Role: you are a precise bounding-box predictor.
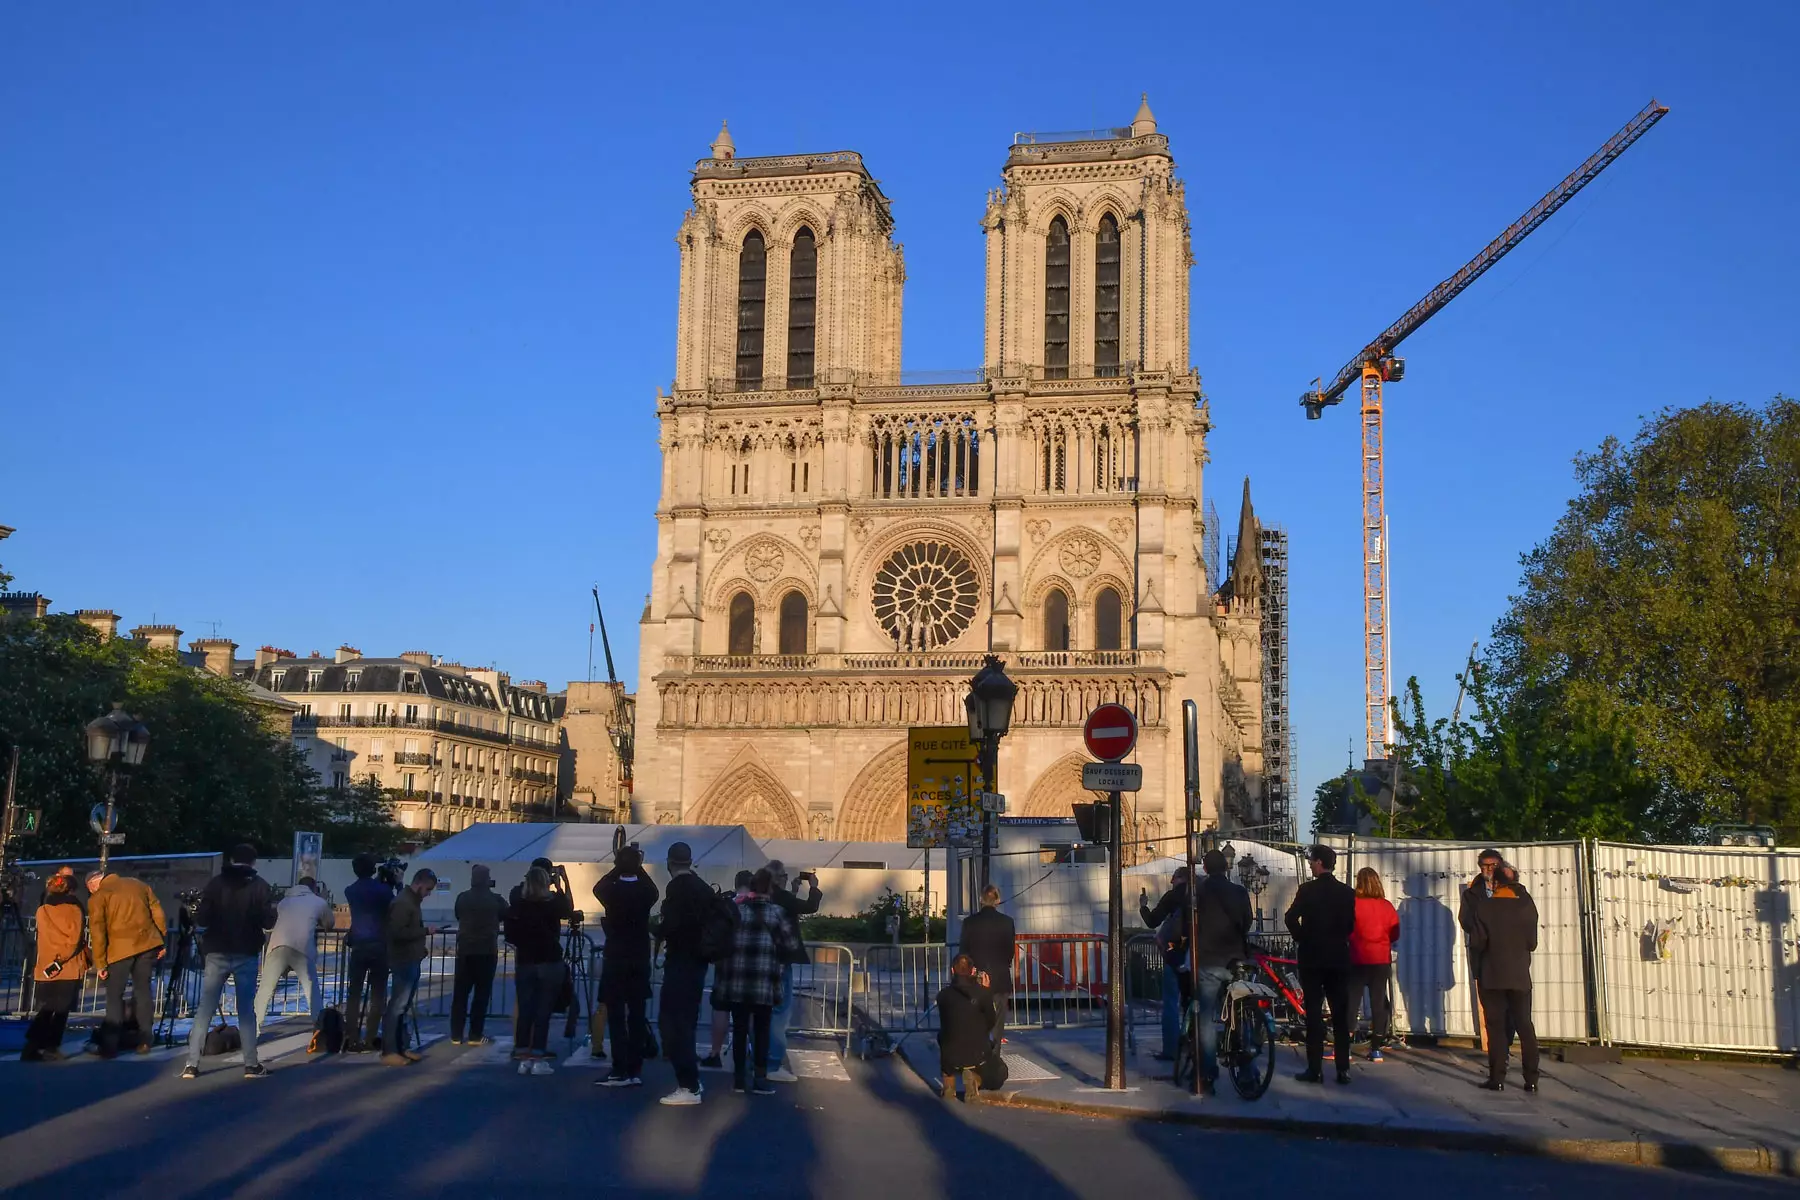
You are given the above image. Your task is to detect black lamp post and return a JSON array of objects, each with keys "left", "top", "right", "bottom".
[
  {"left": 85, "top": 703, "right": 149, "bottom": 871},
  {"left": 964, "top": 654, "right": 1017, "bottom": 889},
  {"left": 1237, "top": 852, "right": 1271, "bottom": 930}
]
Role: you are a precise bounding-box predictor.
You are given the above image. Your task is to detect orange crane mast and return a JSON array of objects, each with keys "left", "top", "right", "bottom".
[{"left": 1303, "top": 99, "right": 1669, "bottom": 761}]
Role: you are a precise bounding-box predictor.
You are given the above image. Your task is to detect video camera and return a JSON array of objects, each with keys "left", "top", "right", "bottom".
[
  {"left": 375, "top": 858, "right": 408, "bottom": 889},
  {"left": 175, "top": 888, "right": 204, "bottom": 925}
]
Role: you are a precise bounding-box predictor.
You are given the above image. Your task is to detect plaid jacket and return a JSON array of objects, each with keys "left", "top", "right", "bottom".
[{"left": 714, "top": 897, "right": 800, "bottom": 1009}]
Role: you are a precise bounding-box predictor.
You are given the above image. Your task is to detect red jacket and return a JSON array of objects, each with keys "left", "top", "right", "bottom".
[{"left": 1350, "top": 896, "right": 1399, "bottom": 965}]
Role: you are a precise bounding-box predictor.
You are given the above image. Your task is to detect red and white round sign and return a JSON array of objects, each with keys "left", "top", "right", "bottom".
[{"left": 1083, "top": 703, "right": 1138, "bottom": 762}]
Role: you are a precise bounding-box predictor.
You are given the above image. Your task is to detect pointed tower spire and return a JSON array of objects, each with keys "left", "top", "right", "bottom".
[
  {"left": 710, "top": 120, "right": 735, "bottom": 161},
  {"left": 1131, "top": 93, "right": 1157, "bottom": 137},
  {"left": 1227, "top": 477, "right": 1263, "bottom": 604}
]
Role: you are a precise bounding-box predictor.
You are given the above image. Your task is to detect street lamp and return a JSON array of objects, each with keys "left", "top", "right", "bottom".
[
  {"left": 1237, "top": 852, "right": 1271, "bottom": 930},
  {"left": 964, "top": 654, "right": 1017, "bottom": 889},
  {"left": 84, "top": 703, "right": 149, "bottom": 871}
]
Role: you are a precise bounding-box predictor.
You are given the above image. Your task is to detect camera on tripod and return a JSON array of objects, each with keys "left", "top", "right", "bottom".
[
  {"left": 375, "top": 858, "right": 408, "bottom": 888},
  {"left": 175, "top": 888, "right": 203, "bottom": 922}
]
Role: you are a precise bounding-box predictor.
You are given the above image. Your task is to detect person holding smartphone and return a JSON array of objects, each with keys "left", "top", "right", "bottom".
[
  {"left": 21, "top": 870, "right": 89, "bottom": 1062},
  {"left": 764, "top": 861, "right": 821, "bottom": 1083}
]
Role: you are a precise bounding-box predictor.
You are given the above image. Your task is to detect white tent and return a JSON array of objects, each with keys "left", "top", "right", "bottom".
[{"left": 418, "top": 822, "right": 758, "bottom": 869}]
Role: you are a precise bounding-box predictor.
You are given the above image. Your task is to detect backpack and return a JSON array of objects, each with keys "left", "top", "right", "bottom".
[
  {"left": 203, "top": 1022, "right": 241, "bottom": 1056},
  {"left": 698, "top": 890, "right": 739, "bottom": 964},
  {"left": 977, "top": 1045, "right": 1010, "bottom": 1092},
  {"left": 310, "top": 1007, "right": 345, "bottom": 1055}
]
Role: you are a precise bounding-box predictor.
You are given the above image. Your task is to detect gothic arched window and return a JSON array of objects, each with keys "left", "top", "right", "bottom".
[
  {"left": 1044, "top": 588, "right": 1071, "bottom": 652},
  {"left": 1095, "top": 586, "right": 1124, "bottom": 651},
  {"left": 736, "top": 230, "right": 766, "bottom": 390},
  {"left": 728, "top": 591, "right": 756, "bottom": 656},
  {"left": 1095, "top": 214, "right": 1121, "bottom": 376},
  {"left": 778, "top": 591, "right": 808, "bottom": 655},
  {"left": 1044, "top": 216, "right": 1070, "bottom": 380},
  {"left": 787, "top": 227, "right": 817, "bottom": 389}
]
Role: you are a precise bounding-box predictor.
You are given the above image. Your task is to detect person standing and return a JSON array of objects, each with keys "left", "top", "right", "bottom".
[
  {"left": 1285, "top": 844, "right": 1357, "bottom": 1085},
  {"left": 701, "top": 869, "right": 755, "bottom": 1070},
  {"left": 21, "top": 872, "right": 89, "bottom": 1062},
  {"left": 593, "top": 844, "right": 659, "bottom": 1088},
  {"left": 379, "top": 868, "right": 437, "bottom": 1067},
  {"left": 1139, "top": 867, "right": 1191, "bottom": 1061},
  {"left": 1190, "top": 850, "right": 1254, "bottom": 1093},
  {"left": 713, "top": 868, "right": 800, "bottom": 1096},
  {"left": 959, "top": 885, "right": 1016, "bottom": 1040},
  {"left": 343, "top": 854, "right": 397, "bottom": 1052},
  {"left": 1350, "top": 867, "right": 1401, "bottom": 1062},
  {"left": 1472, "top": 867, "right": 1541, "bottom": 1092},
  {"left": 655, "top": 841, "right": 713, "bottom": 1105},
  {"left": 935, "top": 954, "right": 1000, "bottom": 1102},
  {"left": 451, "top": 864, "right": 507, "bottom": 1045},
  {"left": 252, "top": 877, "right": 333, "bottom": 1034},
  {"left": 764, "top": 861, "right": 821, "bottom": 1083},
  {"left": 181, "top": 844, "right": 277, "bottom": 1080},
  {"left": 85, "top": 867, "right": 167, "bottom": 1057},
  {"left": 506, "top": 867, "right": 568, "bottom": 1074},
  {"left": 1459, "top": 848, "right": 1504, "bottom": 1052}
]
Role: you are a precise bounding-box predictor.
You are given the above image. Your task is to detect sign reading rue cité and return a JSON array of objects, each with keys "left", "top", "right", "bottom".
[{"left": 905, "top": 726, "right": 987, "bottom": 849}]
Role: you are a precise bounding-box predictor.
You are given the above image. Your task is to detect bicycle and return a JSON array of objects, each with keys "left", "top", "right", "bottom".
[{"left": 1171, "top": 959, "right": 1280, "bottom": 1100}]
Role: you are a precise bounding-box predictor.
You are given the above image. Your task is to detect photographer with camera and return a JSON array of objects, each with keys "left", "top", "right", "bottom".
[
  {"left": 21, "top": 869, "right": 88, "bottom": 1062},
  {"left": 593, "top": 843, "right": 658, "bottom": 1088},
  {"left": 763, "top": 861, "right": 821, "bottom": 1084},
  {"left": 252, "top": 876, "right": 334, "bottom": 1037},
  {"left": 181, "top": 844, "right": 277, "bottom": 1080},
  {"left": 343, "top": 854, "right": 401, "bottom": 1052}
]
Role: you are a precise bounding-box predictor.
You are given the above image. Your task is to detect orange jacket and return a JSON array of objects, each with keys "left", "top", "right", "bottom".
[
  {"left": 34, "top": 896, "right": 90, "bottom": 981},
  {"left": 89, "top": 873, "right": 167, "bottom": 967}
]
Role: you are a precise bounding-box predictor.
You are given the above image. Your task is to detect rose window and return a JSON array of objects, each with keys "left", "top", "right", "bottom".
[{"left": 872, "top": 541, "right": 981, "bottom": 651}]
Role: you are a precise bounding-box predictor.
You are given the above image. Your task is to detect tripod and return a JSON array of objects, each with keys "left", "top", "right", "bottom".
[
  {"left": 1, "top": 888, "right": 31, "bottom": 1018},
  {"left": 156, "top": 905, "right": 203, "bottom": 1049},
  {"left": 561, "top": 917, "right": 599, "bottom": 1057}
]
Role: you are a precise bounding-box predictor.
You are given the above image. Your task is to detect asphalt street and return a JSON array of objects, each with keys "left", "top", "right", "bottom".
[{"left": 2, "top": 1034, "right": 1796, "bottom": 1198}]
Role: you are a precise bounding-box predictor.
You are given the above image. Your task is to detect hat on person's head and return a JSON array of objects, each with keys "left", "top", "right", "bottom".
[
  {"left": 667, "top": 841, "right": 693, "bottom": 868},
  {"left": 1202, "top": 849, "right": 1229, "bottom": 876},
  {"left": 1308, "top": 844, "right": 1338, "bottom": 872}
]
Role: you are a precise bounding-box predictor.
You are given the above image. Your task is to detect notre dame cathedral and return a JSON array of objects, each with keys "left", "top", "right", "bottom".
[{"left": 632, "top": 98, "right": 1265, "bottom": 849}]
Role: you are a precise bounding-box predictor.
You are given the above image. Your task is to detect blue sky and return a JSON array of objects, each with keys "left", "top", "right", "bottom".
[{"left": 3, "top": 2, "right": 1795, "bottom": 801}]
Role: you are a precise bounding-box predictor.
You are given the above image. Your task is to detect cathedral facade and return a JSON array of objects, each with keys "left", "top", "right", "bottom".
[{"left": 633, "top": 99, "right": 1264, "bottom": 849}]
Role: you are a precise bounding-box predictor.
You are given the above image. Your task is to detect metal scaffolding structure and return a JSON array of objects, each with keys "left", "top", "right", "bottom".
[
  {"left": 1202, "top": 500, "right": 1220, "bottom": 594},
  {"left": 1259, "top": 525, "right": 1293, "bottom": 840}
]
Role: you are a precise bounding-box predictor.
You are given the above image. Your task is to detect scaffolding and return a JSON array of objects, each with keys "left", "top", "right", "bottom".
[
  {"left": 1202, "top": 500, "right": 1220, "bottom": 594},
  {"left": 1259, "top": 526, "right": 1294, "bottom": 840}
]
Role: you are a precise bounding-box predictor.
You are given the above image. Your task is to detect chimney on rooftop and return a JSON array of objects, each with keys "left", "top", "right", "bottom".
[
  {"left": 192, "top": 637, "right": 238, "bottom": 678},
  {"left": 399, "top": 650, "right": 432, "bottom": 667},
  {"left": 335, "top": 645, "right": 362, "bottom": 665},
  {"left": 131, "top": 624, "right": 183, "bottom": 652},
  {"left": 76, "top": 609, "right": 120, "bottom": 641}
]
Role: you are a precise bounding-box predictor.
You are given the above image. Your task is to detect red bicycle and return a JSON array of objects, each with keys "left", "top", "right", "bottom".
[{"left": 1248, "top": 934, "right": 1307, "bottom": 1041}]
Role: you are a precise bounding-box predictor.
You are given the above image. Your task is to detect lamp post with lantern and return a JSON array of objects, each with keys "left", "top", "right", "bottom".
[
  {"left": 964, "top": 655, "right": 1017, "bottom": 890},
  {"left": 84, "top": 704, "right": 149, "bottom": 871},
  {"left": 1237, "top": 852, "right": 1271, "bottom": 931}
]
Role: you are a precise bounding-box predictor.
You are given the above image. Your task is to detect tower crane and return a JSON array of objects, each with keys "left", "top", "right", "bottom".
[{"left": 1302, "top": 99, "right": 1668, "bottom": 761}]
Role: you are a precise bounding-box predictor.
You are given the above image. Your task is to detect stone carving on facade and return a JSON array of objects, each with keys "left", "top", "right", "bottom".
[
  {"left": 852, "top": 516, "right": 875, "bottom": 542},
  {"left": 1059, "top": 534, "right": 1102, "bottom": 578},
  {"left": 1026, "top": 519, "right": 1051, "bottom": 546},
  {"left": 808, "top": 810, "right": 835, "bottom": 841},
  {"left": 799, "top": 525, "right": 821, "bottom": 550},
  {"left": 871, "top": 540, "right": 981, "bottom": 651},
  {"left": 968, "top": 511, "right": 991, "bottom": 538},
  {"left": 1108, "top": 516, "right": 1133, "bottom": 543},
  {"left": 706, "top": 529, "right": 732, "bottom": 552},
  {"left": 744, "top": 540, "right": 785, "bottom": 582}
]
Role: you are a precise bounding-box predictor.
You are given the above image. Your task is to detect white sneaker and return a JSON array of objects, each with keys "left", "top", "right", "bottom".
[
  {"left": 518, "top": 1060, "right": 532, "bottom": 1076},
  {"left": 530, "top": 1060, "right": 555, "bottom": 1076},
  {"left": 659, "top": 1087, "right": 703, "bottom": 1106},
  {"left": 766, "top": 1067, "right": 799, "bottom": 1083}
]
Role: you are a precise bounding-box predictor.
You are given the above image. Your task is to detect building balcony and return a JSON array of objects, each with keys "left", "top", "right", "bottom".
[
  {"left": 666, "top": 649, "right": 1162, "bottom": 675},
  {"left": 305, "top": 713, "right": 512, "bottom": 745},
  {"left": 394, "top": 752, "right": 433, "bottom": 766},
  {"left": 512, "top": 768, "right": 555, "bottom": 785}
]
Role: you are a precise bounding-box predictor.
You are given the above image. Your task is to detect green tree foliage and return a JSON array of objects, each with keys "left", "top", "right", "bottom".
[
  {"left": 1490, "top": 397, "right": 1799, "bottom": 840},
  {"left": 322, "top": 774, "right": 408, "bottom": 857},
  {"left": 0, "top": 613, "right": 328, "bottom": 859}
]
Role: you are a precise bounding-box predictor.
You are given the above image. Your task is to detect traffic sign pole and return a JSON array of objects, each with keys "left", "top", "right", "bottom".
[{"left": 1105, "top": 786, "right": 1126, "bottom": 1090}]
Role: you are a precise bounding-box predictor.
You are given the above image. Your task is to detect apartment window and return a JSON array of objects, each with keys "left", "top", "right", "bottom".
[
  {"left": 306, "top": 670, "right": 322, "bottom": 692},
  {"left": 1095, "top": 213, "right": 1122, "bottom": 376},
  {"left": 345, "top": 671, "right": 361, "bottom": 692},
  {"left": 404, "top": 739, "right": 419, "bottom": 755},
  {"left": 736, "top": 229, "right": 766, "bottom": 389},
  {"left": 787, "top": 226, "right": 817, "bottom": 388},
  {"left": 298, "top": 703, "right": 312, "bottom": 718},
  {"left": 1044, "top": 216, "right": 1071, "bottom": 379},
  {"left": 404, "top": 772, "right": 417, "bottom": 793},
  {"left": 374, "top": 702, "right": 389, "bottom": 721},
  {"left": 331, "top": 771, "right": 346, "bottom": 790},
  {"left": 404, "top": 704, "right": 419, "bottom": 723},
  {"left": 338, "top": 703, "right": 352, "bottom": 719},
  {"left": 371, "top": 738, "right": 385, "bottom": 759}
]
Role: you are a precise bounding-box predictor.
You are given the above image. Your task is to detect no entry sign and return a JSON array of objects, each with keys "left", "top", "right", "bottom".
[{"left": 1083, "top": 703, "right": 1138, "bottom": 762}]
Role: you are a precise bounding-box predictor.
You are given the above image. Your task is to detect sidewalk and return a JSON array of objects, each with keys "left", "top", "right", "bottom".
[{"left": 899, "top": 1024, "right": 1800, "bottom": 1176}]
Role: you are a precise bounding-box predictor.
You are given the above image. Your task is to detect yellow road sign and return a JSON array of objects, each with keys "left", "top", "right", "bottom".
[{"left": 906, "top": 727, "right": 987, "bottom": 849}]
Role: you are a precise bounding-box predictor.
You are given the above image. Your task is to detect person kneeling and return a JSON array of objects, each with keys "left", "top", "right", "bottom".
[{"left": 936, "top": 954, "right": 1005, "bottom": 1103}]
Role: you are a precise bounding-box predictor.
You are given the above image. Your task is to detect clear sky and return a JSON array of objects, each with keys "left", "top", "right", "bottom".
[{"left": 3, "top": 2, "right": 1795, "bottom": 802}]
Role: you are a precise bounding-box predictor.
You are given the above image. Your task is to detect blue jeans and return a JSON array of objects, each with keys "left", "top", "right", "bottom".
[
  {"left": 766, "top": 964, "right": 793, "bottom": 1072},
  {"left": 1193, "top": 965, "right": 1233, "bottom": 1084},
  {"left": 187, "top": 953, "right": 260, "bottom": 1069},
  {"left": 381, "top": 960, "right": 421, "bottom": 1055},
  {"left": 1159, "top": 959, "right": 1182, "bottom": 1056}
]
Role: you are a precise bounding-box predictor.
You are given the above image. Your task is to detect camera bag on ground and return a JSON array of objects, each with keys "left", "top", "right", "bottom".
[
  {"left": 203, "top": 1021, "right": 241, "bottom": 1056},
  {"left": 978, "top": 1045, "right": 1009, "bottom": 1091},
  {"left": 310, "top": 1007, "right": 345, "bottom": 1055},
  {"left": 698, "top": 889, "right": 738, "bottom": 963}
]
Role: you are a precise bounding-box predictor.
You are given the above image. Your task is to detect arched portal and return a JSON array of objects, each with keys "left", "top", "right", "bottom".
[{"left": 838, "top": 740, "right": 908, "bottom": 842}]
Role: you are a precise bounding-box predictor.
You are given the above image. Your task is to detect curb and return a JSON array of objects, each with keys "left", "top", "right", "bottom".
[{"left": 894, "top": 1043, "right": 1796, "bottom": 1177}]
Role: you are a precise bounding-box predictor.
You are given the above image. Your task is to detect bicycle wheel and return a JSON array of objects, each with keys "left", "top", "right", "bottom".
[
  {"left": 1227, "top": 1000, "right": 1277, "bottom": 1101},
  {"left": 1171, "top": 1008, "right": 1196, "bottom": 1089}
]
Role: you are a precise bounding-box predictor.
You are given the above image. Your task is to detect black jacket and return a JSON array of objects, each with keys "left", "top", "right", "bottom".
[
  {"left": 936, "top": 973, "right": 999, "bottom": 1073},
  {"left": 1459, "top": 875, "right": 1492, "bottom": 976},
  {"left": 593, "top": 870, "right": 660, "bottom": 964},
  {"left": 959, "top": 906, "right": 1016, "bottom": 994},
  {"left": 1284, "top": 872, "right": 1357, "bottom": 970},
  {"left": 1139, "top": 879, "right": 1189, "bottom": 931},
  {"left": 196, "top": 864, "right": 276, "bottom": 957},
  {"left": 770, "top": 882, "right": 822, "bottom": 965},
  {"left": 505, "top": 896, "right": 565, "bottom": 968},
  {"left": 659, "top": 871, "right": 715, "bottom": 965},
  {"left": 1471, "top": 887, "right": 1538, "bottom": 992},
  {"left": 1192, "top": 874, "right": 1254, "bottom": 970}
]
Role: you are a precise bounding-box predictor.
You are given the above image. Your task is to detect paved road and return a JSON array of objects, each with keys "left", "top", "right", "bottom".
[{"left": 3, "top": 1031, "right": 1795, "bottom": 1198}]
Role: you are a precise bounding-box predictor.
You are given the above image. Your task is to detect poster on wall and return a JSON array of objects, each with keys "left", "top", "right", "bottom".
[
  {"left": 906, "top": 727, "right": 986, "bottom": 849},
  {"left": 292, "top": 831, "right": 323, "bottom": 888}
]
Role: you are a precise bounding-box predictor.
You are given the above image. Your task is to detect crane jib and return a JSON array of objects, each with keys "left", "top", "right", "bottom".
[{"left": 1308, "top": 99, "right": 1668, "bottom": 410}]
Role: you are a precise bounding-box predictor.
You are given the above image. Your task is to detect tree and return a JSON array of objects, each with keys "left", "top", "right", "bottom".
[
  {"left": 0, "top": 613, "right": 327, "bottom": 859},
  {"left": 1489, "top": 398, "right": 1800, "bottom": 841},
  {"left": 321, "top": 774, "right": 408, "bottom": 858}
]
